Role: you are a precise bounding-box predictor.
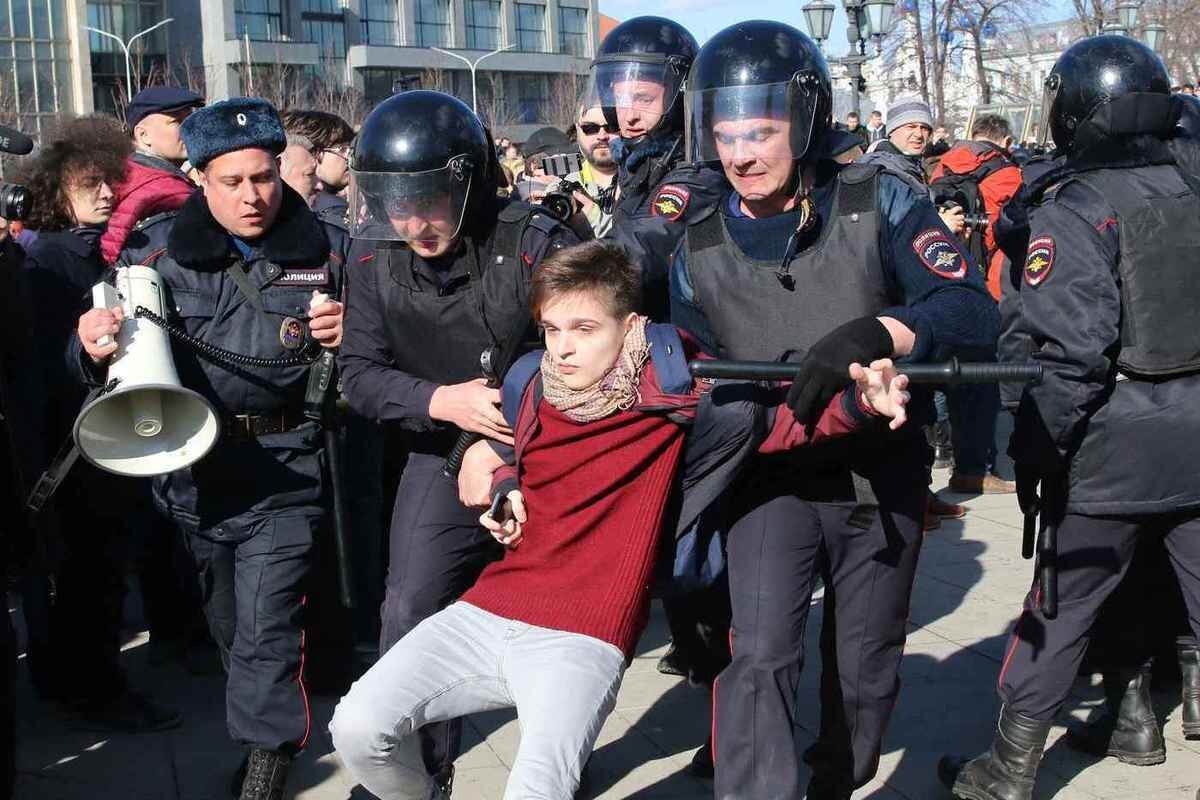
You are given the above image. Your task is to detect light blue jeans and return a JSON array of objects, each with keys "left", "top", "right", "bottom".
[{"left": 330, "top": 601, "right": 627, "bottom": 800}]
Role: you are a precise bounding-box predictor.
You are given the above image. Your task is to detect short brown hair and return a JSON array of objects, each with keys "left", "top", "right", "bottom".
[
  {"left": 279, "top": 109, "right": 354, "bottom": 151},
  {"left": 971, "top": 114, "right": 1012, "bottom": 143},
  {"left": 530, "top": 240, "right": 641, "bottom": 320}
]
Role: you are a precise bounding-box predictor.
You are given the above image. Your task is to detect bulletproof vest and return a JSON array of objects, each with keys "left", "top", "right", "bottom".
[
  {"left": 1070, "top": 167, "right": 1200, "bottom": 377},
  {"left": 381, "top": 202, "right": 550, "bottom": 385},
  {"left": 684, "top": 164, "right": 892, "bottom": 360}
]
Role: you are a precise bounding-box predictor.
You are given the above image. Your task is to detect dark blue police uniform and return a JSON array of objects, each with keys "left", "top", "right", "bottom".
[
  {"left": 75, "top": 186, "right": 348, "bottom": 753},
  {"left": 339, "top": 199, "right": 578, "bottom": 776},
  {"left": 604, "top": 134, "right": 727, "bottom": 320},
  {"left": 671, "top": 159, "right": 1000, "bottom": 797},
  {"left": 997, "top": 150, "right": 1200, "bottom": 723}
]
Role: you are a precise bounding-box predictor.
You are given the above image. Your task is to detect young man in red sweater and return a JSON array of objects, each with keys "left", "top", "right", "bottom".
[{"left": 329, "top": 240, "right": 912, "bottom": 800}]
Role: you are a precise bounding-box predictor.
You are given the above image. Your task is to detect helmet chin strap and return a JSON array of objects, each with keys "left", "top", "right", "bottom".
[{"left": 776, "top": 161, "right": 818, "bottom": 291}]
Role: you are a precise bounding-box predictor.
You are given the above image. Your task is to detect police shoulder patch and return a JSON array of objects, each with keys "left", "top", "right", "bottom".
[
  {"left": 652, "top": 184, "right": 691, "bottom": 221},
  {"left": 1024, "top": 236, "right": 1055, "bottom": 287},
  {"left": 912, "top": 228, "right": 966, "bottom": 279}
]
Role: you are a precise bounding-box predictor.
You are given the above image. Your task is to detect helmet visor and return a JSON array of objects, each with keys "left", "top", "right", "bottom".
[
  {"left": 685, "top": 80, "right": 819, "bottom": 167},
  {"left": 584, "top": 58, "right": 684, "bottom": 135},
  {"left": 1036, "top": 73, "right": 1061, "bottom": 148},
  {"left": 348, "top": 157, "right": 472, "bottom": 243}
]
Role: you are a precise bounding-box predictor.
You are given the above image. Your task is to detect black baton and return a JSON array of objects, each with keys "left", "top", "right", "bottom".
[
  {"left": 689, "top": 357, "right": 1043, "bottom": 384},
  {"left": 1037, "top": 477, "right": 1061, "bottom": 619},
  {"left": 305, "top": 349, "right": 355, "bottom": 610},
  {"left": 1022, "top": 506, "right": 1037, "bottom": 560}
]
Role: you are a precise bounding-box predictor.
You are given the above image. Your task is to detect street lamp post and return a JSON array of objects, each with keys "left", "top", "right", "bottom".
[
  {"left": 431, "top": 43, "right": 518, "bottom": 113},
  {"left": 82, "top": 17, "right": 174, "bottom": 101},
  {"left": 804, "top": 0, "right": 895, "bottom": 116},
  {"left": 1101, "top": 0, "right": 1166, "bottom": 55}
]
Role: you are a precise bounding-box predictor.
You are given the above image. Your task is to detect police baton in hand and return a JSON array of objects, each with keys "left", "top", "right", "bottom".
[
  {"left": 688, "top": 357, "right": 1043, "bottom": 385},
  {"left": 304, "top": 348, "right": 355, "bottom": 610}
]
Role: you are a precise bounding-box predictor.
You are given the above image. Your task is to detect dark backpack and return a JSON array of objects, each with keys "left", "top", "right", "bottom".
[{"left": 930, "top": 155, "right": 1009, "bottom": 269}]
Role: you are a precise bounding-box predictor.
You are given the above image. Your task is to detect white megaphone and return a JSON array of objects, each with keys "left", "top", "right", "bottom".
[{"left": 73, "top": 265, "right": 221, "bottom": 477}]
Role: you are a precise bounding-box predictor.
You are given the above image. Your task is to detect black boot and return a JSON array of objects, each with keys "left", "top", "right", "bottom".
[
  {"left": 1065, "top": 664, "right": 1165, "bottom": 766},
  {"left": 688, "top": 737, "right": 714, "bottom": 779},
  {"left": 1181, "top": 640, "right": 1200, "bottom": 740},
  {"left": 656, "top": 642, "right": 690, "bottom": 677},
  {"left": 938, "top": 705, "right": 1051, "bottom": 800},
  {"left": 238, "top": 748, "right": 291, "bottom": 800}
]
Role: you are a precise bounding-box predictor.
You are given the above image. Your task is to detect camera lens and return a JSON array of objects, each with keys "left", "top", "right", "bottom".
[{"left": 0, "top": 182, "right": 31, "bottom": 221}]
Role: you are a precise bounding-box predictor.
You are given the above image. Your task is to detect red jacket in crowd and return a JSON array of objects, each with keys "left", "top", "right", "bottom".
[
  {"left": 931, "top": 141, "right": 1023, "bottom": 301},
  {"left": 101, "top": 151, "right": 196, "bottom": 264}
]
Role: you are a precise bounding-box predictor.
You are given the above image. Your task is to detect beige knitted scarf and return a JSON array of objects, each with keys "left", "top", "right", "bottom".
[{"left": 541, "top": 315, "right": 651, "bottom": 423}]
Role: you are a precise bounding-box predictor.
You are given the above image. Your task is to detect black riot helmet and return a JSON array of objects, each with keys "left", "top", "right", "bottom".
[
  {"left": 1038, "top": 35, "right": 1174, "bottom": 153},
  {"left": 349, "top": 90, "right": 497, "bottom": 242},
  {"left": 584, "top": 16, "right": 698, "bottom": 139},
  {"left": 684, "top": 21, "right": 832, "bottom": 170}
]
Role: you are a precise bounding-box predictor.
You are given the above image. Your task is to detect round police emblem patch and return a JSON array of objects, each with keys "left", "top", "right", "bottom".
[
  {"left": 1024, "top": 236, "right": 1055, "bottom": 287},
  {"left": 912, "top": 228, "right": 966, "bottom": 279},
  {"left": 651, "top": 185, "right": 691, "bottom": 221},
  {"left": 279, "top": 317, "right": 305, "bottom": 350}
]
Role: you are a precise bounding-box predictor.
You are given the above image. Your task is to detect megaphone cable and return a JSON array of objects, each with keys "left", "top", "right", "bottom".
[{"left": 134, "top": 305, "right": 321, "bottom": 369}]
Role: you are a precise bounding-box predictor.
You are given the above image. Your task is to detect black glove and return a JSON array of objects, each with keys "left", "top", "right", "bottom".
[
  {"left": 785, "top": 316, "right": 893, "bottom": 427},
  {"left": 1014, "top": 461, "right": 1041, "bottom": 517}
]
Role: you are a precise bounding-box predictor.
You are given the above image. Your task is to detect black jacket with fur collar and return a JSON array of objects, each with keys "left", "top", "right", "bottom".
[{"left": 76, "top": 183, "right": 348, "bottom": 530}]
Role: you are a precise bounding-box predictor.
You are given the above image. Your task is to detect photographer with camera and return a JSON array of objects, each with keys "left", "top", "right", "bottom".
[
  {"left": 562, "top": 105, "right": 618, "bottom": 237},
  {"left": 928, "top": 114, "right": 1024, "bottom": 496}
]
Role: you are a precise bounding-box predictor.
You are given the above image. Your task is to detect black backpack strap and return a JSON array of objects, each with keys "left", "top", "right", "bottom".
[{"left": 646, "top": 324, "right": 692, "bottom": 395}]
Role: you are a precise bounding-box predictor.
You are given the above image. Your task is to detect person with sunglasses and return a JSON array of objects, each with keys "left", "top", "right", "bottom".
[{"left": 563, "top": 106, "right": 618, "bottom": 237}]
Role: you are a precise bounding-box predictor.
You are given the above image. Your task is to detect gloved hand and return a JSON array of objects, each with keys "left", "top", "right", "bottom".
[
  {"left": 1015, "top": 461, "right": 1041, "bottom": 516},
  {"left": 786, "top": 316, "right": 894, "bottom": 427}
]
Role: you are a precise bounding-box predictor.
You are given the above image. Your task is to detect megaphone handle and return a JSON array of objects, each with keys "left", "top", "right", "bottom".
[{"left": 93, "top": 281, "right": 121, "bottom": 347}]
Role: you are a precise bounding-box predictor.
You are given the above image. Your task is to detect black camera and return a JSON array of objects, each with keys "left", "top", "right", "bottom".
[
  {"left": 938, "top": 199, "right": 988, "bottom": 230},
  {"left": 0, "top": 183, "right": 30, "bottom": 222},
  {"left": 535, "top": 152, "right": 587, "bottom": 222}
]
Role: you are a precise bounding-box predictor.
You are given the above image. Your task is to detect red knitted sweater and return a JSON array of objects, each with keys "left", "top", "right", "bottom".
[{"left": 461, "top": 399, "right": 685, "bottom": 658}]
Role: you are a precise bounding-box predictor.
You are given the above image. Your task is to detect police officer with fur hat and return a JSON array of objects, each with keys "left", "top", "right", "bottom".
[
  {"left": 670, "top": 20, "right": 999, "bottom": 798},
  {"left": 75, "top": 97, "right": 347, "bottom": 800},
  {"left": 585, "top": 15, "right": 727, "bottom": 319},
  {"left": 337, "top": 90, "right": 579, "bottom": 792},
  {"left": 939, "top": 35, "right": 1200, "bottom": 800}
]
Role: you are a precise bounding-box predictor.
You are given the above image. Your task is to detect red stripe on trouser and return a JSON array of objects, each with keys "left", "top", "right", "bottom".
[
  {"left": 997, "top": 582, "right": 1041, "bottom": 691},
  {"left": 296, "top": 595, "right": 311, "bottom": 751},
  {"left": 711, "top": 627, "right": 734, "bottom": 766}
]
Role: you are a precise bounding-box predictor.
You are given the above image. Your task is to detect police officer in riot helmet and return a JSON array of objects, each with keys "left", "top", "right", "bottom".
[
  {"left": 940, "top": 35, "right": 1200, "bottom": 800},
  {"left": 338, "top": 90, "right": 580, "bottom": 790},
  {"left": 586, "top": 15, "right": 727, "bottom": 319},
  {"left": 671, "top": 21, "right": 998, "bottom": 799}
]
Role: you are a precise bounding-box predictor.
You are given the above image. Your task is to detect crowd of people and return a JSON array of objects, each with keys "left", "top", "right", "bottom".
[{"left": 1, "top": 14, "right": 1199, "bottom": 800}]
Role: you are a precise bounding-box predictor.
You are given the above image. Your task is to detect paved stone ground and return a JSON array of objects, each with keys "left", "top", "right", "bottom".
[{"left": 9, "top": 470, "right": 1200, "bottom": 799}]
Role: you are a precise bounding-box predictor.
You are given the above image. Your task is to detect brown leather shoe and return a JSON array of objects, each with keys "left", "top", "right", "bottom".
[
  {"left": 949, "top": 473, "right": 1017, "bottom": 495},
  {"left": 928, "top": 491, "right": 967, "bottom": 519}
]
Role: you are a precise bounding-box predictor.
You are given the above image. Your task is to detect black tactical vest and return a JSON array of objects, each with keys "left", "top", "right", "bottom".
[
  {"left": 684, "top": 164, "right": 893, "bottom": 360},
  {"left": 1070, "top": 167, "right": 1200, "bottom": 377},
  {"left": 380, "top": 203, "right": 552, "bottom": 386}
]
